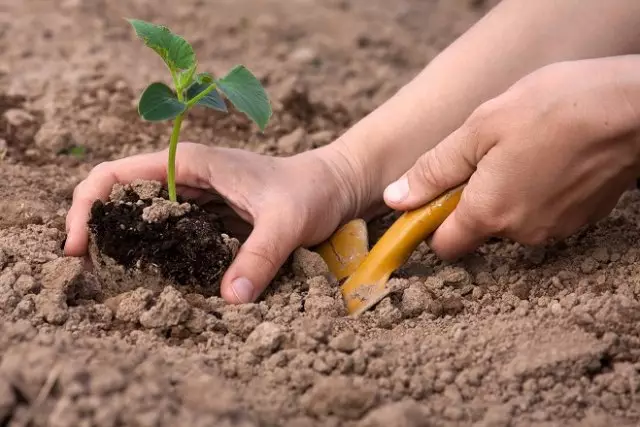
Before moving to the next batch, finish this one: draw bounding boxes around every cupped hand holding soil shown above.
[65,142,366,304]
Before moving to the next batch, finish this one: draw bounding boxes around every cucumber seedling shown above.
[127,19,272,202]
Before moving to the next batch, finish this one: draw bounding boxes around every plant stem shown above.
[169,68,184,102]
[166,82,216,202]
[167,112,185,202]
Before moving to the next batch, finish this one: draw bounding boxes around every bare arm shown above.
[317,0,640,216]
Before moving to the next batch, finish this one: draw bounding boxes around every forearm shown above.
[319,0,640,216]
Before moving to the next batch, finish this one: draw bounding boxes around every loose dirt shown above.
[1,0,639,426]
[88,180,236,297]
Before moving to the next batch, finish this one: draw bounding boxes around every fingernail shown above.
[384,176,409,203]
[231,277,254,303]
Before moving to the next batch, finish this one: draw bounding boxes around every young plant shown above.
[127,19,272,202]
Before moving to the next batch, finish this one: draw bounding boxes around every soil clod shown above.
[88,181,237,296]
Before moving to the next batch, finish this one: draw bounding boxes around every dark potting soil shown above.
[88,188,233,289]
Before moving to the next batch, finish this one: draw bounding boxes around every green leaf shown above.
[127,19,195,70]
[216,65,272,130]
[186,82,227,112]
[138,82,186,121]
[57,145,87,159]
[195,72,214,85]
[178,63,198,89]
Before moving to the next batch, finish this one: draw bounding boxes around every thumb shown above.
[383,126,481,211]
[220,218,299,304]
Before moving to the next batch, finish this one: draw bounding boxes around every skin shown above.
[66,0,640,303]
[385,56,640,259]
[65,144,358,304]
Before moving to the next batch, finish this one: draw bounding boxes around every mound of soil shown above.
[88,180,237,297]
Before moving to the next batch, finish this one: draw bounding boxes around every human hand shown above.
[65,142,364,303]
[384,56,640,259]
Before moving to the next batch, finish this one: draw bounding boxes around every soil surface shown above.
[1,0,640,426]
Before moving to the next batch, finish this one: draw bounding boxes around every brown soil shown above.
[1,0,639,426]
[88,180,236,297]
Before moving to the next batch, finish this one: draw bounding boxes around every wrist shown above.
[305,139,381,221]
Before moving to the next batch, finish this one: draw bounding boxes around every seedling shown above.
[127,19,272,202]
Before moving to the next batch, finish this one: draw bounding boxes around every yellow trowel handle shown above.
[340,184,466,316]
[376,183,465,267]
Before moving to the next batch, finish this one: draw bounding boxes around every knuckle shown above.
[507,211,554,246]
[457,190,507,235]
[72,180,85,199]
[465,98,502,131]
[412,149,449,190]
[91,160,113,175]
[462,98,508,154]
[455,209,485,234]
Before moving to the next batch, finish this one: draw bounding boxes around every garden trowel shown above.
[316,185,464,316]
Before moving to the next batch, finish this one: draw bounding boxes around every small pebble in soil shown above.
[356,399,430,427]
[0,284,19,314]
[110,287,154,323]
[475,271,495,286]
[592,247,610,263]
[185,308,209,334]
[292,248,330,279]
[514,301,530,316]
[97,115,126,136]
[139,286,191,329]
[310,130,334,146]
[130,179,162,200]
[441,297,464,316]
[471,286,484,300]
[524,246,546,265]
[13,274,39,296]
[141,198,191,223]
[509,278,531,300]
[374,298,402,329]
[580,257,598,274]
[40,257,83,297]
[438,267,471,287]
[424,276,444,290]
[301,376,378,420]
[13,296,36,318]
[4,108,35,127]
[245,322,285,357]
[12,261,31,276]
[400,283,429,318]
[479,404,513,427]
[0,270,16,288]
[304,293,344,319]
[329,331,360,353]
[278,127,306,154]
[36,289,68,325]
[549,302,563,315]
[222,304,263,339]
[289,47,318,65]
